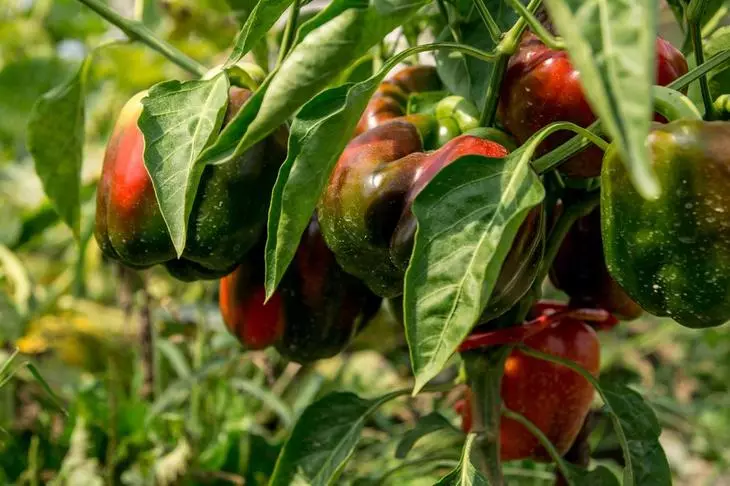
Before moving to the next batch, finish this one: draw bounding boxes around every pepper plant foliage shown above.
[20,0,730,484]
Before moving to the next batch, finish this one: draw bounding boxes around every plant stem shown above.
[499,0,542,55]
[463,348,511,485]
[502,407,573,479]
[139,283,155,401]
[687,10,716,119]
[473,0,502,45]
[276,0,301,68]
[505,0,564,50]
[668,49,730,92]
[75,0,207,77]
[479,54,508,127]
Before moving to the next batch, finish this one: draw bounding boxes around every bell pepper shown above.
[550,205,642,320]
[355,65,443,135]
[456,303,600,461]
[318,116,544,320]
[94,87,287,281]
[219,217,382,362]
[602,120,730,328]
[498,31,687,178]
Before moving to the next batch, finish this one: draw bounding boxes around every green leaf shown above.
[269,390,407,486]
[434,434,488,485]
[225,0,295,67]
[601,382,661,441]
[263,64,397,297]
[688,26,730,110]
[405,151,545,393]
[137,74,230,257]
[198,0,428,167]
[567,464,620,486]
[628,439,671,486]
[395,412,457,459]
[543,0,660,199]
[435,2,517,107]
[600,381,671,485]
[26,56,91,240]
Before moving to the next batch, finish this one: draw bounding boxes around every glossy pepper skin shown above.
[456,311,600,461]
[319,119,537,298]
[550,205,642,320]
[95,88,286,281]
[602,120,730,329]
[355,65,442,135]
[219,217,381,363]
[498,32,688,178]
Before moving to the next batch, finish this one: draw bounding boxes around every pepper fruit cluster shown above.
[319,66,545,324]
[95,87,287,281]
[219,217,381,363]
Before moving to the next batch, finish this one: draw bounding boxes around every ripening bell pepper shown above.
[356,65,443,135]
[318,117,545,320]
[456,304,600,461]
[602,120,730,329]
[499,30,688,178]
[550,205,642,320]
[95,87,287,281]
[219,217,382,363]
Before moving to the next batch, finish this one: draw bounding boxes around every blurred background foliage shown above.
[1,0,730,485]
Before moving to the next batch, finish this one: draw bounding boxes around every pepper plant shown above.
[11,0,730,484]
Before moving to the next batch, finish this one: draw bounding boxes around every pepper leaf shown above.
[405,151,545,393]
[27,55,91,240]
[600,381,671,485]
[137,74,230,257]
[434,434,488,486]
[225,0,295,67]
[269,390,407,486]
[543,0,660,199]
[567,464,620,486]
[395,412,460,459]
[198,0,428,167]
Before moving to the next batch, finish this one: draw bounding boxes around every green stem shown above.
[688,13,716,119]
[668,49,730,92]
[276,0,301,68]
[527,122,608,174]
[479,54,509,127]
[463,348,512,486]
[75,0,207,77]
[505,0,564,50]
[437,0,462,43]
[473,0,502,45]
[501,407,573,481]
[498,0,542,54]
[518,346,634,483]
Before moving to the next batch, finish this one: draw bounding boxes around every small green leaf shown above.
[434,434,488,485]
[225,0,295,67]
[601,382,661,441]
[270,390,407,486]
[567,464,620,486]
[405,152,545,393]
[199,0,428,167]
[628,439,671,486]
[27,56,91,239]
[435,2,517,107]
[395,412,458,459]
[543,0,660,199]
[137,74,230,257]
